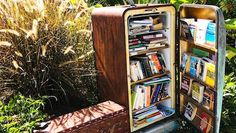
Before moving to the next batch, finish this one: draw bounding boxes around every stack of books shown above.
[131,77,170,110]
[130,52,167,82]
[180,53,216,88]
[133,105,174,126]
[129,16,163,35]
[129,33,168,53]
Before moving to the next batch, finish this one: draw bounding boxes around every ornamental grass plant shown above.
[0,0,97,111]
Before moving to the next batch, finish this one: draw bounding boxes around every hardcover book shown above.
[184,102,197,121]
[191,82,205,103]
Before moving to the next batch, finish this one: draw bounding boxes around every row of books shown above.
[181,75,215,111]
[130,52,167,82]
[180,18,216,48]
[184,102,212,133]
[129,33,168,53]
[129,16,164,35]
[133,105,175,126]
[131,78,170,110]
[180,52,215,88]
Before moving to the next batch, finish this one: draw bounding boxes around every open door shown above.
[178,4,226,133]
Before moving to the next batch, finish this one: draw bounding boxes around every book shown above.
[181,75,193,95]
[205,22,216,48]
[180,53,190,73]
[145,86,151,107]
[151,84,161,104]
[132,85,142,110]
[195,19,212,45]
[189,56,200,77]
[147,43,166,49]
[159,82,169,99]
[201,87,215,111]
[142,33,163,40]
[134,57,153,77]
[180,18,195,40]
[157,52,167,69]
[198,59,207,82]
[146,111,163,123]
[205,63,215,88]
[184,102,197,121]
[199,112,212,133]
[191,82,205,103]
[130,61,144,82]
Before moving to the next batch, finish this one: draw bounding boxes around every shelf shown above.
[180,38,217,54]
[180,90,215,117]
[132,96,171,114]
[131,70,170,85]
[182,73,216,92]
[129,44,169,57]
[132,111,175,132]
[129,29,169,36]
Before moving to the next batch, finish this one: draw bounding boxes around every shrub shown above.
[0,0,97,109]
[0,94,47,133]
[221,73,236,133]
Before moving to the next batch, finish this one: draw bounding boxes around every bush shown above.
[0,94,47,133]
[0,0,97,110]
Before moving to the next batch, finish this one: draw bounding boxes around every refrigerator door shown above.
[178,4,226,133]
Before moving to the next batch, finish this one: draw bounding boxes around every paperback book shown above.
[184,102,197,121]
[181,75,193,95]
[199,112,212,133]
[191,82,205,103]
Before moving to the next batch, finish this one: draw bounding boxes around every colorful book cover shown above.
[191,82,205,103]
[205,63,215,88]
[199,112,212,133]
[202,87,215,111]
[151,85,161,104]
[198,59,207,82]
[181,53,190,73]
[181,75,193,95]
[184,102,197,121]
[145,86,151,107]
[189,56,200,77]
[205,22,216,48]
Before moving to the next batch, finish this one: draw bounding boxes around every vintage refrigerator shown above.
[92,4,226,133]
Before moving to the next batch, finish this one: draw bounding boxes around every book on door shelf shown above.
[205,22,216,48]
[205,63,215,88]
[189,56,201,77]
[181,75,193,95]
[195,19,213,45]
[198,59,207,82]
[184,102,197,121]
[180,53,190,73]
[191,82,205,103]
[198,112,212,133]
[201,87,215,111]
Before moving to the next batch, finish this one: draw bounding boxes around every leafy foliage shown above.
[0,94,47,133]
[0,0,97,109]
[221,73,236,133]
